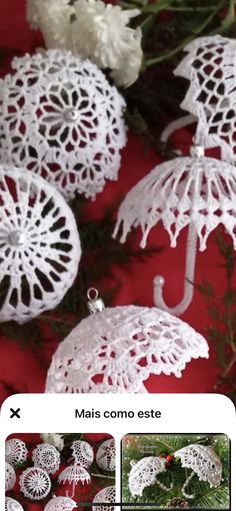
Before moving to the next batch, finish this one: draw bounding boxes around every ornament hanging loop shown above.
[87,288,105,314]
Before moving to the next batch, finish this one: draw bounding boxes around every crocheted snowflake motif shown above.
[129,457,166,497]
[32,443,60,474]
[19,467,51,500]
[175,35,236,162]
[71,440,94,468]
[92,486,115,511]
[0,165,81,324]
[5,438,27,466]
[114,156,236,252]
[96,439,116,472]
[5,463,16,491]
[5,498,24,511]
[44,496,77,511]
[0,50,127,201]
[45,305,209,394]
[175,444,222,488]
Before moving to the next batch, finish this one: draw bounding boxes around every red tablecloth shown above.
[0,0,234,403]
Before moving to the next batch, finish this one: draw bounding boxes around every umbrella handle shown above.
[181,470,195,499]
[153,223,197,316]
[160,114,197,145]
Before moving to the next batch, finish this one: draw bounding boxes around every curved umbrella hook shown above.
[153,223,198,316]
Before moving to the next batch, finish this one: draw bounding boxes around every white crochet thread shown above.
[175,35,236,161]
[129,457,166,497]
[175,444,222,489]
[0,50,127,201]
[113,155,236,315]
[44,496,77,511]
[58,465,91,498]
[32,443,60,474]
[96,439,116,472]
[5,438,28,466]
[92,486,115,511]
[5,463,16,491]
[5,498,24,511]
[114,156,236,252]
[71,440,94,468]
[0,165,81,323]
[19,467,51,500]
[45,305,209,393]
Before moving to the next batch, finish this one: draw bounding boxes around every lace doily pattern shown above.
[114,156,236,252]
[0,165,81,323]
[175,35,236,161]
[71,440,94,468]
[96,439,116,472]
[58,465,91,485]
[44,496,77,511]
[129,457,166,497]
[19,467,51,500]
[32,443,60,474]
[5,439,28,466]
[92,486,115,511]
[5,498,24,511]
[175,444,222,488]
[0,50,127,200]
[45,305,209,393]
[5,463,16,491]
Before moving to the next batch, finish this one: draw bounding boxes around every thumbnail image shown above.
[5,433,115,511]
[121,433,230,510]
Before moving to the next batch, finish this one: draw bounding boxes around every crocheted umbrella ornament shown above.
[175,444,222,488]
[5,438,27,466]
[32,443,60,474]
[174,35,236,162]
[0,49,127,201]
[0,165,81,323]
[5,462,16,491]
[71,440,94,468]
[5,498,24,511]
[45,305,209,393]
[44,496,77,511]
[96,439,115,472]
[128,456,167,497]
[19,467,51,500]
[58,464,91,498]
[92,486,115,511]
[114,155,236,315]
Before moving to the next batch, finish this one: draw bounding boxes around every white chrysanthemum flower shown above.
[71,0,142,86]
[27,0,74,48]
[40,434,64,452]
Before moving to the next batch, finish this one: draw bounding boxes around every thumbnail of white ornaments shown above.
[0,49,127,201]
[128,444,222,500]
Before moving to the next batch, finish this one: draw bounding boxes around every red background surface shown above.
[0,0,235,403]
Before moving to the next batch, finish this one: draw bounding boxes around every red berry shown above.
[166,454,174,462]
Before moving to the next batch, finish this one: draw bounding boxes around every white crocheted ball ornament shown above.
[5,498,24,511]
[0,50,127,201]
[5,462,16,491]
[92,486,115,511]
[0,165,81,323]
[5,438,28,466]
[19,467,51,500]
[114,156,236,252]
[71,440,94,468]
[129,457,166,497]
[175,444,222,488]
[96,439,115,472]
[45,305,209,393]
[58,464,91,485]
[32,443,60,474]
[175,35,236,162]
[44,496,77,511]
